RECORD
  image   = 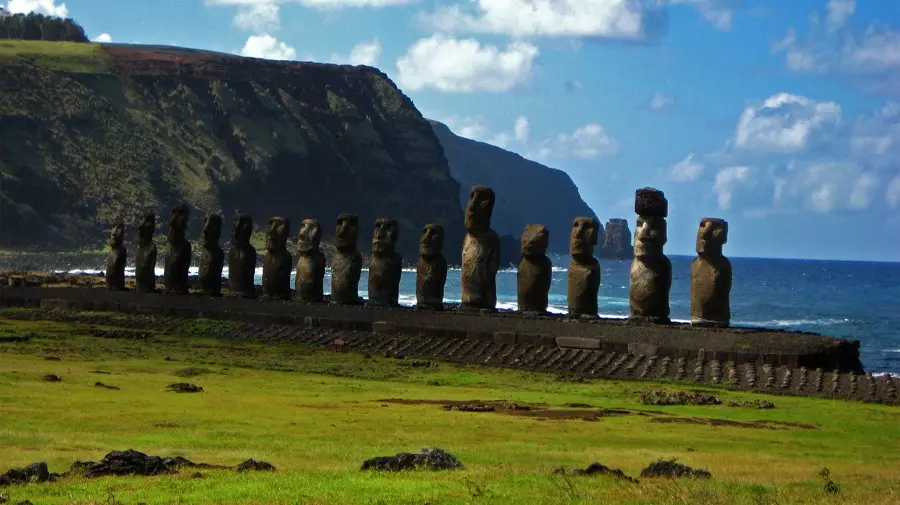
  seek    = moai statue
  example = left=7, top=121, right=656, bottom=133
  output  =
left=629, top=188, right=672, bottom=324
left=295, top=218, right=326, bottom=303
left=134, top=213, right=158, bottom=294
left=330, top=214, right=362, bottom=305
left=228, top=214, right=257, bottom=298
left=517, top=224, right=552, bottom=314
left=416, top=224, right=447, bottom=311
left=198, top=214, right=224, bottom=297
left=105, top=221, right=127, bottom=291
left=567, top=217, right=601, bottom=318
left=691, top=218, right=732, bottom=327
left=163, top=204, right=192, bottom=295
left=262, top=216, right=292, bottom=300
left=461, top=185, right=500, bottom=311
left=368, top=218, right=402, bottom=307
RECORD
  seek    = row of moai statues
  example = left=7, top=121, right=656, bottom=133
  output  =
left=103, top=186, right=732, bottom=327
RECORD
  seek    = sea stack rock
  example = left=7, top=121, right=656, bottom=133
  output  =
left=331, top=214, right=362, bottom=305
left=461, top=185, right=501, bottom=311
left=295, top=218, right=325, bottom=303
left=368, top=218, right=402, bottom=307
left=228, top=214, right=257, bottom=298
left=517, top=224, right=552, bottom=314
left=134, top=212, right=157, bottom=294
left=691, top=218, right=732, bottom=327
left=629, top=188, right=672, bottom=324
left=416, top=224, right=447, bottom=311
left=601, top=218, right=632, bottom=259
left=567, top=217, right=601, bottom=318
left=163, top=204, right=192, bottom=295
left=105, top=221, right=127, bottom=291
left=262, top=216, right=292, bottom=300
left=198, top=214, right=224, bottom=297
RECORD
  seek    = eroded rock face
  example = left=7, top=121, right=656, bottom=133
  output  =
left=601, top=218, right=632, bottom=259
left=630, top=188, right=671, bottom=324
left=416, top=224, right=447, bottom=310
left=568, top=217, right=601, bottom=318
left=691, top=218, right=732, bottom=327
left=134, top=213, right=157, bottom=294
left=198, top=214, right=224, bottom=297
left=461, top=186, right=500, bottom=311
left=295, top=218, right=325, bottom=303
left=228, top=214, right=257, bottom=298
left=368, top=218, right=402, bottom=307
left=331, top=214, right=362, bottom=305
left=517, top=224, right=551, bottom=314
left=163, top=204, right=192, bottom=295
left=105, top=221, right=126, bottom=291
left=262, top=216, right=292, bottom=300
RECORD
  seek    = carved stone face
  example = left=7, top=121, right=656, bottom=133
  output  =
left=232, top=214, right=253, bottom=246
left=465, top=185, right=495, bottom=233
left=521, top=224, right=549, bottom=257
left=696, top=218, right=728, bottom=256
left=203, top=215, right=222, bottom=245
left=570, top=217, right=599, bottom=256
left=109, top=222, right=124, bottom=248
left=267, top=217, right=289, bottom=251
left=334, top=214, right=359, bottom=251
left=419, top=223, right=444, bottom=257
left=634, top=215, right=667, bottom=258
left=372, top=218, right=399, bottom=255
left=168, top=204, right=189, bottom=242
left=138, top=213, right=155, bottom=243
left=297, top=218, right=321, bottom=253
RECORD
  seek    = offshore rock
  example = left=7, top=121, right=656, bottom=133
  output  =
left=331, top=214, right=362, bottom=305
left=416, top=224, right=447, bottom=310
left=461, top=185, right=500, bottom=311
left=600, top=218, right=632, bottom=259
left=228, top=214, right=257, bottom=298
left=295, top=218, right=325, bottom=303
left=262, top=216, right=292, bottom=300
left=567, top=217, right=601, bottom=318
left=368, top=218, right=402, bottom=307
left=517, top=224, right=552, bottom=314
left=198, top=214, right=224, bottom=297
left=691, top=218, right=732, bottom=327
left=105, top=221, right=126, bottom=291
left=134, top=212, right=157, bottom=294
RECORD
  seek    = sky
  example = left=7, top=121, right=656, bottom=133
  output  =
left=4, top=0, right=900, bottom=262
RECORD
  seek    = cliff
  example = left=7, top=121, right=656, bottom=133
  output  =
left=601, top=218, right=632, bottom=259
left=0, top=41, right=464, bottom=260
left=429, top=120, right=598, bottom=254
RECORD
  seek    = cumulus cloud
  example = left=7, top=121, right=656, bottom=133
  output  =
left=234, top=1, right=279, bottom=31
left=826, top=0, right=855, bottom=32
left=396, top=35, right=538, bottom=93
left=649, top=91, right=674, bottom=111
left=209, top=0, right=414, bottom=31
left=532, top=123, right=618, bottom=160
left=734, top=93, right=841, bottom=154
left=887, top=176, right=900, bottom=208
left=669, top=0, right=734, bottom=31
left=94, top=33, right=112, bottom=43
left=330, top=38, right=381, bottom=66
left=240, top=33, right=297, bottom=60
left=848, top=172, right=877, bottom=210
left=714, top=166, right=751, bottom=210
left=670, top=153, right=704, bottom=181
left=5, top=0, right=67, bottom=17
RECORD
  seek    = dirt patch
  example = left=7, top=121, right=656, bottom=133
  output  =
left=555, top=463, right=639, bottom=483
left=361, top=448, right=463, bottom=472
left=649, top=416, right=816, bottom=430
left=94, top=382, right=120, bottom=390
left=640, top=459, right=711, bottom=479
left=378, top=398, right=638, bottom=421
left=166, top=383, right=203, bottom=393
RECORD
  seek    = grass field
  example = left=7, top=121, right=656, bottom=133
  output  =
left=1, top=311, right=899, bottom=504
left=0, top=40, right=109, bottom=73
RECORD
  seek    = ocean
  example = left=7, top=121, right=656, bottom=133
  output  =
left=62, top=255, right=900, bottom=374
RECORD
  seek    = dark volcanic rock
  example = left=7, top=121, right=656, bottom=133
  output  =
left=234, top=459, right=276, bottom=472
left=360, top=448, right=464, bottom=472
left=0, top=463, right=50, bottom=486
left=640, top=459, right=711, bottom=479
left=166, top=383, right=203, bottom=393
left=640, top=391, right=721, bottom=406
left=601, top=218, right=632, bottom=259
left=41, top=374, right=61, bottom=382
left=555, top=463, right=638, bottom=483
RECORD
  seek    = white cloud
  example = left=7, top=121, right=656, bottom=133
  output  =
left=514, top=116, right=530, bottom=143
left=94, top=33, right=112, bottom=43
left=234, top=1, right=279, bottom=31
left=649, top=91, right=674, bottom=111
left=209, top=0, right=414, bottom=31
left=396, top=35, right=538, bottom=93
left=670, top=153, right=704, bottom=181
left=532, top=123, right=618, bottom=160
left=6, top=0, right=67, bottom=17
left=669, top=0, right=734, bottom=31
left=826, top=0, right=855, bottom=32
left=240, top=33, right=297, bottom=60
left=734, top=93, right=841, bottom=154
left=714, top=166, right=751, bottom=210
left=887, top=176, right=900, bottom=208
left=848, top=172, right=877, bottom=210
left=330, top=38, right=381, bottom=66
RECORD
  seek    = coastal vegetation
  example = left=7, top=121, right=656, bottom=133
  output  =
left=0, top=13, right=88, bottom=42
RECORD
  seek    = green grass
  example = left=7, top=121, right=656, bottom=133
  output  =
left=1, top=313, right=899, bottom=504
left=0, top=40, right=109, bottom=73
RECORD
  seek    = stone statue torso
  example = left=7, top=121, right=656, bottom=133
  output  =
left=461, top=230, right=500, bottom=309
left=331, top=250, right=362, bottom=304
left=164, top=239, right=192, bottom=295
left=262, top=249, right=293, bottom=299
left=416, top=255, right=447, bottom=310
left=198, top=245, right=224, bottom=296
left=690, top=256, right=732, bottom=325
left=368, top=252, right=402, bottom=306
left=629, top=256, right=672, bottom=321
left=105, top=245, right=127, bottom=291
left=567, top=258, right=600, bottom=317
left=228, top=246, right=257, bottom=297
left=518, top=255, right=552, bottom=313
left=135, top=243, right=157, bottom=293
left=295, top=251, right=326, bottom=302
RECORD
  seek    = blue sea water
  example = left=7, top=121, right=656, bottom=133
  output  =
left=78, top=256, right=900, bottom=374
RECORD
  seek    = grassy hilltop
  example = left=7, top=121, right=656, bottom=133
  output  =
left=1, top=309, right=899, bottom=504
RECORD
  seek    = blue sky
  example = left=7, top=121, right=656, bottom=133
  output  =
left=5, top=0, right=900, bottom=262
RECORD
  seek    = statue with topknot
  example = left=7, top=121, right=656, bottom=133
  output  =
left=461, top=185, right=500, bottom=311
left=331, top=214, right=362, bottom=305
left=691, top=218, right=732, bottom=327
left=228, top=214, right=257, bottom=298
left=262, top=216, right=292, bottom=300
left=567, top=217, right=601, bottom=318
left=629, top=188, right=672, bottom=324
left=198, top=214, right=224, bottom=297
left=416, top=224, right=447, bottom=311
left=105, top=221, right=127, bottom=291
left=517, top=224, right=552, bottom=314
left=134, top=212, right=157, bottom=294
left=163, top=204, right=192, bottom=295
left=295, top=218, right=325, bottom=303
left=368, top=218, right=402, bottom=307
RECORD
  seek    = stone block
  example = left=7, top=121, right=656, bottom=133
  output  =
left=556, top=337, right=601, bottom=349
left=40, top=299, right=71, bottom=311
left=373, top=321, right=398, bottom=335
left=493, top=331, right=517, bottom=345
left=628, top=343, right=659, bottom=356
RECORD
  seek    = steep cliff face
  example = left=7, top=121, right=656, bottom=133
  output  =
left=601, top=218, right=633, bottom=259
left=0, top=42, right=464, bottom=259
left=429, top=120, right=598, bottom=254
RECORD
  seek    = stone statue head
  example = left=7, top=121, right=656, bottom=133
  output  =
left=138, top=213, right=155, bottom=244
left=521, top=224, right=549, bottom=257
left=570, top=217, right=599, bottom=257
left=202, top=214, right=222, bottom=247
left=696, top=218, right=728, bottom=257
left=372, top=218, right=399, bottom=255
left=419, top=223, right=444, bottom=258
left=465, top=185, right=495, bottom=233
left=334, top=214, right=359, bottom=252
left=266, top=217, right=290, bottom=251
left=168, top=204, right=189, bottom=243
left=108, top=221, right=124, bottom=248
left=634, top=215, right=667, bottom=258
left=232, top=214, right=253, bottom=247
left=297, top=218, right=321, bottom=254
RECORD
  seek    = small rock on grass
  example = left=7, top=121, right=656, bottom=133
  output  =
left=639, top=459, right=711, bottom=479
left=554, top=463, right=638, bottom=483
left=95, top=382, right=120, bottom=390
left=41, top=374, right=62, bottom=382
left=166, top=383, right=203, bottom=393
left=361, top=448, right=464, bottom=472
